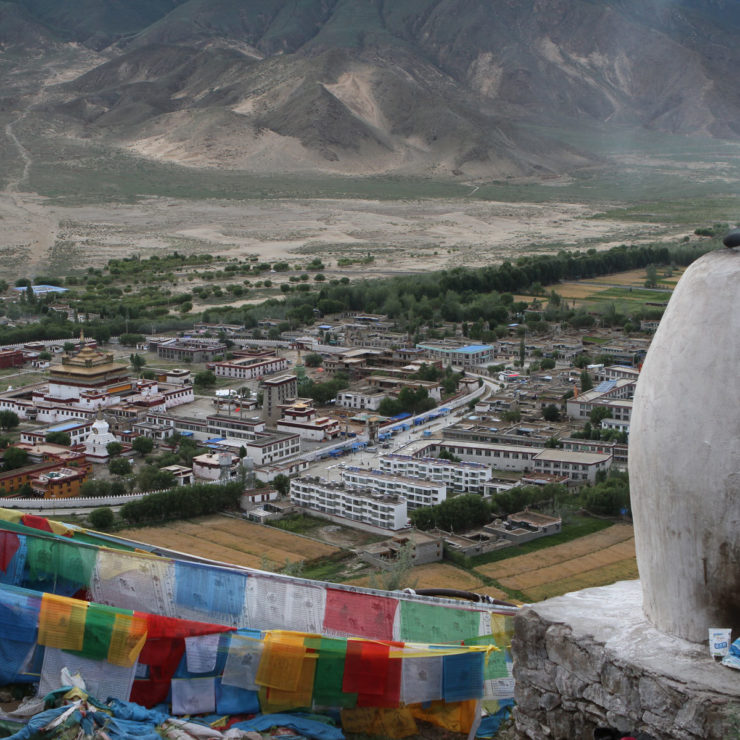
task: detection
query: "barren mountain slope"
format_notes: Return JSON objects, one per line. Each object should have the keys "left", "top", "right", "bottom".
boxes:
{"left": 3, "top": 0, "right": 740, "bottom": 177}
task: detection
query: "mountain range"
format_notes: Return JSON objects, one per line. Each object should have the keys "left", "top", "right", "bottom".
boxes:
{"left": 3, "top": 0, "right": 740, "bottom": 179}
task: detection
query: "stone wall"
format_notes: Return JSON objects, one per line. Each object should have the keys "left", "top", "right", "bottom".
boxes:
{"left": 511, "top": 581, "right": 740, "bottom": 740}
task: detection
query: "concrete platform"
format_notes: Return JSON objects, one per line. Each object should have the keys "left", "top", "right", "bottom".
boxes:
{"left": 511, "top": 580, "right": 740, "bottom": 739}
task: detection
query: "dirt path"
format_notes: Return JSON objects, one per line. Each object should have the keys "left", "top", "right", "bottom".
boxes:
{"left": 1, "top": 89, "right": 59, "bottom": 275}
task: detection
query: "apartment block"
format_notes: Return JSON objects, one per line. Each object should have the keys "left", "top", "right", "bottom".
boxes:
{"left": 290, "top": 475, "right": 408, "bottom": 530}
{"left": 378, "top": 454, "right": 492, "bottom": 493}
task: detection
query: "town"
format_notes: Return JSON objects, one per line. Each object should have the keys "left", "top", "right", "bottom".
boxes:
{"left": 0, "top": 263, "right": 660, "bottom": 577}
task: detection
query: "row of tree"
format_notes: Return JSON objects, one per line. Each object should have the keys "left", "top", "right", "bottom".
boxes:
{"left": 410, "top": 473, "right": 630, "bottom": 531}
{"left": 0, "top": 240, "right": 714, "bottom": 349}
{"left": 119, "top": 481, "right": 243, "bottom": 525}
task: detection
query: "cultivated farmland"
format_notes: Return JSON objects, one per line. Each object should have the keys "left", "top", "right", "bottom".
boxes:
{"left": 117, "top": 514, "right": 339, "bottom": 569}
{"left": 345, "top": 563, "right": 486, "bottom": 592}
{"left": 475, "top": 524, "right": 636, "bottom": 602}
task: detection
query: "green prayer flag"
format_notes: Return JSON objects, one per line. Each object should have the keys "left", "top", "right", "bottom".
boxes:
{"left": 463, "top": 635, "right": 509, "bottom": 680}
{"left": 26, "top": 538, "right": 97, "bottom": 588}
{"left": 81, "top": 603, "right": 117, "bottom": 661}
{"left": 71, "top": 603, "right": 131, "bottom": 662}
{"left": 305, "top": 637, "right": 356, "bottom": 708}
{"left": 400, "top": 601, "right": 480, "bottom": 644}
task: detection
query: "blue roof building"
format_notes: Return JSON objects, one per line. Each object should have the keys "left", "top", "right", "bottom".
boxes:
{"left": 14, "top": 285, "right": 68, "bottom": 295}
{"left": 415, "top": 341, "right": 494, "bottom": 367}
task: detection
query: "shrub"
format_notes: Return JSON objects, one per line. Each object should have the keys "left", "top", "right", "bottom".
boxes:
{"left": 89, "top": 507, "right": 115, "bottom": 531}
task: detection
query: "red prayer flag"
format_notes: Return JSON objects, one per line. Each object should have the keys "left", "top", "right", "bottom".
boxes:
{"left": 0, "top": 531, "right": 20, "bottom": 573}
{"left": 142, "top": 611, "right": 233, "bottom": 639}
{"left": 324, "top": 588, "right": 398, "bottom": 640}
{"left": 20, "top": 514, "right": 53, "bottom": 533}
{"left": 343, "top": 640, "right": 402, "bottom": 708}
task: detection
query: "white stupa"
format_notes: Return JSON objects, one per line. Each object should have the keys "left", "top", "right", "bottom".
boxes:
{"left": 83, "top": 412, "right": 119, "bottom": 462}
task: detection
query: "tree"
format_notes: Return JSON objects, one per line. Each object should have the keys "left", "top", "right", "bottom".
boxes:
{"left": 589, "top": 406, "right": 613, "bottom": 425}
{"left": 89, "top": 507, "right": 115, "bottom": 531}
{"left": 38, "top": 351, "right": 52, "bottom": 361}
{"left": 437, "top": 449, "right": 461, "bottom": 463}
{"left": 273, "top": 474, "right": 290, "bottom": 497}
{"left": 129, "top": 353, "right": 146, "bottom": 373}
{"left": 501, "top": 408, "right": 522, "bottom": 423}
{"left": 542, "top": 404, "right": 561, "bottom": 422}
{"left": 580, "top": 369, "right": 593, "bottom": 392}
{"left": 110, "top": 480, "right": 127, "bottom": 496}
{"left": 3, "top": 447, "right": 28, "bottom": 471}
{"left": 0, "top": 411, "right": 19, "bottom": 431}
{"left": 304, "top": 353, "right": 323, "bottom": 367}
{"left": 79, "top": 480, "right": 99, "bottom": 497}
{"left": 106, "top": 441, "right": 124, "bottom": 457}
{"left": 369, "top": 542, "right": 417, "bottom": 591}
{"left": 177, "top": 438, "right": 201, "bottom": 466}
{"left": 194, "top": 370, "right": 216, "bottom": 388}
{"left": 540, "top": 357, "right": 556, "bottom": 370}
{"left": 644, "top": 264, "right": 658, "bottom": 288}
{"left": 109, "top": 457, "right": 132, "bottom": 476}
{"left": 137, "top": 465, "right": 177, "bottom": 491}
{"left": 45, "top": 431, "right": 71, "bottom": 445}
{"left": 579, "top": 471, "right": 630, "bottom": 516}
{"left": 410, "top": 494, "right": 490, "bottom": 532}
{"left": 132, "top": 436, "right": 154, "bottom": 456}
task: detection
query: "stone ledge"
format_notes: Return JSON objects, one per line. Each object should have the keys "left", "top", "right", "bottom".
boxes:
{"left": 511, "top": 580, "right": 740, "bottom": 740}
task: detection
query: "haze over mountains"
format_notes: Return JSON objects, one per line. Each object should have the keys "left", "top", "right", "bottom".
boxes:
{"left": 4, "top": 0, "right": 740, "bottom": 179}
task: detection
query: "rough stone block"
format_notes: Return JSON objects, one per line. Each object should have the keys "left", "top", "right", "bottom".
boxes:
{"left": 674, "top": 697, "right": 707, "bottom": 737}
{"left": 638, "top": 676, "right": 681, "bottom": 718}
{"left": 512, "top": 582, "right": 740, "bottom": 740}
{"left": 554, "top": 665, "right": 589, "bottom": 698}
{"left": 538, "top": 691, "right": 561, "bottom": 711}
{"left": 604, "top": 710, "right": 635, "bottom": 734}
{"left": 511, "top": 608, "right": 548, "bottom": 670}
{"left": 546, "top": 626, "right": 601, "bottom": 683}
{"left": 513, "top": 665, "right": 557, "bottom": 694}
{"left": 512, "top": 707, "right": 551, "bottom": 738}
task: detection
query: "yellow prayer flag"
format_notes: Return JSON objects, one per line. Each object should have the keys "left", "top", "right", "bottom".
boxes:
{"left": 107, "top": 612, "right": 148, "bottom": 667}
{"left": 256, "top": 632, "right": 309, "bottom": 691}
{"left": 38, "top": 593, "right": 87, "bottom": 652}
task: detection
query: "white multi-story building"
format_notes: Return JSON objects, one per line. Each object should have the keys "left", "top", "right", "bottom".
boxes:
{"left": 601, "top": 417, "right": 631, "bottom": 436}
{"left": 378, "top": 454, "right": 492, "bottom": 493}
{"left": 290, "top": 475, "right": 408, "bottom": 530}
{"left": 340, "top": 467, "right": 446, "bottom": 510}
{"left": 21, "top": 420, "right": 93, "bottom": 446}
{"left": 591, "top": 365, "right": 640, "bottom": 383}
{"left": 276, "top": 401, "right": 341, "bottom": 441}
{"left": 192, "top": 452, "right": 240, "bottom": 481}
{"left": 211, "top": 355, "right": 288, "bottom": 380}
{"left": 566, "top": 379, "right": 636, "bottom": 420}
{"left": 244, "top": 432, "right": 300, "bottom": 466}
{"left": 417, "top": 441, "right": 539, "bottom": 472}
{"left": 531, "top": 449, "right": 612, "bottom": 484}
{"left": 336, "top": 388, "right": 386, "bottom": 411}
